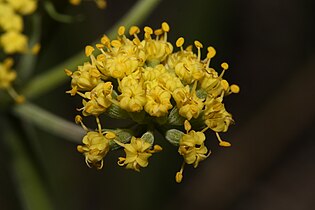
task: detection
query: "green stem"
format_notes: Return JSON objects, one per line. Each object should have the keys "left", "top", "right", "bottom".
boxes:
{"left": 44, "top": 0, "right": 83, "bottom": 23}
{"left": 3, "top": 121, "right": 53, "bottom": 210}
{"left": 13, "top": 102, "right": 84, "bottom": 143}
{"left": 17, "top": 12, "right": 42, "bottom": 81}
{"left": 22, "top": 0, "right": 161, "bottom": 99}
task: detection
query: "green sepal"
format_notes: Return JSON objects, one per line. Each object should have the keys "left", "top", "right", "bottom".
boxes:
{"left": 141, "top": 131, "right": 154, "bottom": 145}
{"left": 104, "top": 129, "right": 133, "bottom": 150}
{"left": 167, "top": 107, "right": 185, "bottom": 126}
{"left": 196, "top": 88, "right": 208, "bottom": 100}
{"left": 165, "top": 129, "right": 184, "bottom": 146}
{"left": 105, "top": 103, "right": 129, "bottom": 119}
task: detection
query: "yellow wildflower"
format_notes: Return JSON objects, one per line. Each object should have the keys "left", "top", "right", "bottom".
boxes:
{"left": 117, "top": 76, "right": 146, "bottom": 112}
{"left": 77, "top": 131, "right": 115, "bottom": 169}
{"left": 0, "top": 58, "right": 16, "bottom": 89}
{"left": 0, "top": 12, "right": 23, "bottom": 32}
{"left": 141, "top": 22, "right": 173, "bottom": 64}
{"left": 176, "top": 120, "right": 210, "bottom": 183}
{"left": 172, "top": 85, "right": 204, "bottom": 120}
{"left": 67, "top": 23, "right": 239, "bottom": 183}
{"left": 144, "top": 85, "right": 172, "bottom": 117}
{"left": 115, "top": 136, "right": 162, "bottom": 172}
{"left": 204, "top": 97, "right": 234, "bottom": 133}
{"left": 65, "top": 62, "right": 102, "bottom": 95}
{"left": 178, "top": 120, "right": 210, "bottom": 168}
{"left": 0, "top": 30, "right": 28, "bottom": 54}
{"left": 81, "top": 82, "right": 113, "bottom": 116}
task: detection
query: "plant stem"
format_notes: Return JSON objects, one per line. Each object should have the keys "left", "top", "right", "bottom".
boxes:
{"left": 17, "top": 12, "right": 41, "bottom": 82}
{"left": 22, "top": 0, "right": 161, "bottom": 99}
{"left": 3, "top": 121, "right": 53, "bottom": 210}
{"left": 13, "top": 102, "right": 85, "bottom": 143}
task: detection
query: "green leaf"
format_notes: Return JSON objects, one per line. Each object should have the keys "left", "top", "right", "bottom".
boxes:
{"left": 167, "top": 107, "right": 185, "bottom": 126}
{"left": 165, "top": 129, "right": 184, "bottom": 146}
{"left": 141, "top": 131, "right": 154, "bottom": 145}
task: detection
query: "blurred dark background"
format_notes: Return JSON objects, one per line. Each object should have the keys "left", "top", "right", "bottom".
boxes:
{"left": 1, "top": 0, "right": 315, "bottom": 209}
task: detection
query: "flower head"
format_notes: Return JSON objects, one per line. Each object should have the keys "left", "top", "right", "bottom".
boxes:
{"left": 67, "top": 22, "right": 239, "bottom": 183}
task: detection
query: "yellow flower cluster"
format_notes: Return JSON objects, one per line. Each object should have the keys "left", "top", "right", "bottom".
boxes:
{"left": 0, "top": 0, "right": 37, "bottom": 54}
{"left": 0, "top": 58, "right": 24, "bottom": 103}
{"left": 69, "top": 0, "right": 106, "bottom": 9}
{"left": 67, "top": 22, "right": 239, "bottom": 183}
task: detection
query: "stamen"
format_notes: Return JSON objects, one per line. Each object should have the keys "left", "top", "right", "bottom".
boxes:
{"left": 7, "top": 86, "right": 25, "bottom": 104}
{"left": 64, "top": 69, "right": 72, "bottom": 76}
{"left": 175, "top": 161, "right": 185, "bottom": 183}
{"left": 118, "top": 26, "right": 125, "bottom": 36}
{"left": 75, "top": 115, "right": 89, "bottom": 131}
{"left": 95, "top": 116, "right": 102, "bottom": 134}
{"left": 220, "top": 62, "right": 229, "bottom": 78}
{"left": 161, "top": 22, "right": 169, "bottom": 42}
{"left": 176, "top": 37, "right": 184, "bottom": 51}
{"left": 111, "top": 40, "right": 122, "bottom": 48}
{"left": 154, "top": 29, "right": 163, "bottom": 40}
{"left": 129, "top": 26, "right": 140, "bottom": 40}
{"left": 201, "top": 126, "right": 209, "bottom": 133}
{"left": 221, "top": 80, "right": 229, "bottom": 91}
{"left": 184, "top": 120, "right": 191, "bottom": 133}
{"left": 161, "top": 22, "right": 170, "bottom": 32}
{"left": 194, "top": 40, "right": 203, "bottom": 61}
{"left": 85, "top": 45, "right": 94, "bottom": 57}
{"left": 144, "top": 26, "right": 153, "bottom": 35}
{"left": 215, "top": 132, "right": 231, "bottom": 147}
{"left": 230, "top": 84, "right": 240, "bottom": 93}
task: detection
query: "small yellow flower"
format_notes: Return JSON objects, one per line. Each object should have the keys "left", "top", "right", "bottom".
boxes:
{"left": 204, "top": 97, "right": 233, "bottom": 133}
{"left": 144, "top": 85, "right": 172, "bottom": 117}
{"left": 172, "top": 85, "right": 204, "bottom": 120}
{"left": 178, "top": 121, "right": 210, "bottom": 168}
{"left": 66, "top": 62, "right": 102, "bottom": 95}
{"left": 77, "top": 131, "right": 115, "bottom": 169}
{"left": 0, "top": 58, "right": 16, "bottom": 89}
{"left": 117, "top": 76, "right": 146, "bottom": 112}
{"left": 0, "top": 30, "right": 28, "bottom": 54}
{"left": 115, "top": 136, "right": 162, "bottom": 172}
{"left": 167, "top": 50, "right": 204, "bottom": 85}
{"left": 0, "top": 13, "right": 23, "bottom": 32}
{"left": 81, "top": 82, "right": 113, "bottom": 116}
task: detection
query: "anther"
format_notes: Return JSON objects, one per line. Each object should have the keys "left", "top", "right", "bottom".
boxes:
{"left": 118, "top": 26, "right": 125, "bottom": 36}
{"left": 184, "top": 120, "right": 191, "bottom": 133}
{"left": 215, "top": 132, "right": 231, "bottom": 147}
{"left": 85, "top": 45, "right": 94, "bottom": 57}
{"left": 129, "top": 26, "right": 140, "bottom": 36}
{"left": 230, "top": 84, "right": 240, "bottom": 93}
{"left": 176, "top": 37, "right": 185, "bottom": 50}
{"left": 161, "top": 22, "right": 170, "bottom": 32}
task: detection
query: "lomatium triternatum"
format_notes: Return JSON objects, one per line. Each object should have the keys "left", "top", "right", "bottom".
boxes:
{"left": 66, "top": 22, "right": 240, "bottom": 183}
